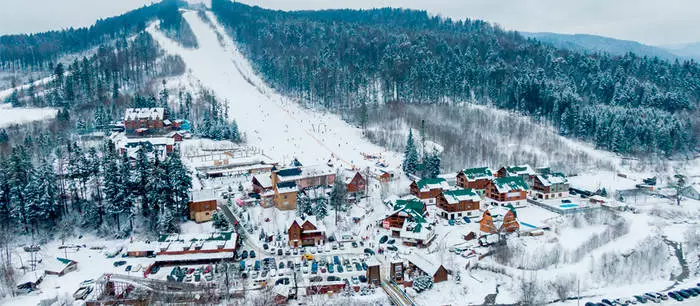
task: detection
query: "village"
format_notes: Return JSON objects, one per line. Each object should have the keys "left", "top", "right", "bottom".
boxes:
{"left": 8, "top": 102, "right": 700, "bottom": 306}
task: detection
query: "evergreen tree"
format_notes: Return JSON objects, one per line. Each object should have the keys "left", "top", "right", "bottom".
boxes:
{"left": 0, "top": 129, "right": 8, "bottom": 144}
{"left": 212, "top": 210, "right": 230, "bottom": 231}
{"left": 403, "top": 129, "right": 418, "bottom": 176}
{"left": 167, "top": 150, "right": 192, "bottom": 217}
{"left": 329, "top": 173, "right": 348, "bottom": 224}
{"left": 314, "top": 197, "right": 329, "bottom": 219}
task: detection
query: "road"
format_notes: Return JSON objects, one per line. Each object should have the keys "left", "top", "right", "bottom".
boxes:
{"left": 374, "top": 254, "right": 416, "bottom": 306}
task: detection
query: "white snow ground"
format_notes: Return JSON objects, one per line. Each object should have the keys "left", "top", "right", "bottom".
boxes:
{"left": 146, "top": 10, "right": 402, "bottom": 170}
{"left": 0, "top": 103, "right": 57, "bottom": 128}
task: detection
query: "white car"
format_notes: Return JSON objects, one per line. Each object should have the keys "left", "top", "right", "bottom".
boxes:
{"left": 133, "top": 264, "right": 142, "bottom": 272}
{"left": 302, "top": 266, "right": 309, "bottom": 274}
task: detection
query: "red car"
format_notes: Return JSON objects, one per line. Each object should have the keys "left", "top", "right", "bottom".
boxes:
{"left": 187, "top": 268, "right": 195, "bottom": 275}
{"left": 204, "top": 265, "right": 213, "bottom": 274}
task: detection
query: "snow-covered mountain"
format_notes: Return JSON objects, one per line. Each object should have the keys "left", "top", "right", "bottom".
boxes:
{"left": 523, "top": 32, "right": 681, "bottom": 61}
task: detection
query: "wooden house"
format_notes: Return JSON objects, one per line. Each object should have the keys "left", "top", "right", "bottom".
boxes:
{"left": 383, "top": 199, "right": 426, "bottom": 237}
{"left": 479, "top": 208, "right": 519, "bottom": 234}
{"left": 531, "top": 173, "right": 569, "bottom": 200}
{"left": 374, "top": 169, "right": 392, "bottom": 183}
{"left": 288, "top": 217, "right": 327, "bottom": 248}
{"left": 436, "top": 188, "right": 481, "bottom": 220}
{"left": 188, "top": 190, "right": 218, "bottom": 223}
{"left": 410, "top": 178, "right": 450, "bottom": 204}
{"left": 406, "top": 253, "right": 448, "bottom": 283}
{"left": 485, "top": 176, "right": 529, "bottom": 207}
{"left": 271, "top": 165, "right": 336, "bottom": 190}
{"left": 45, "top": 258, "right": 78, "bottom": 276}
{"left": 252, "top": 175, "right": 273, "bottom": 194}
{"left": 345, "top": 171, "right": 367, "bottom": 195}
{"left": 495, "top": 165, "right": 535, "bottom": 186}
{"left": 456, "top": 167, "right": 493, "bottom": 194}
{"left": 124, "top": 108, "right": 167, "bottom": 134}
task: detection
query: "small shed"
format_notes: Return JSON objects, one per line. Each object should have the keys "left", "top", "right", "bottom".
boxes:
{"left": 45, "top": 258, "right": 77, "bottom": 276}
{"left": 406, "top": 253, "right": 448, "bottom": 283}
{"left": 126, "top": 241, "right": 157, "bottom": 257}
{"left": 366, "top": 259, "right": 381, "bottom": 286}
{"left": 16, "top": 270, "right": 44, "bottom": 291}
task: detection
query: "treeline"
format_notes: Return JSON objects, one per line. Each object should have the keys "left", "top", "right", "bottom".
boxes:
{"left": 212, "top": 1, "right": 698, "bottom": 156}
{"left": 158, "top": 0, "right": 198, "bottom": 48}
{"left": 0, "top": 138, "right": 191, "bottom": 237}
{"left": 0, "top": 0, "right": 186, "bottom": 70}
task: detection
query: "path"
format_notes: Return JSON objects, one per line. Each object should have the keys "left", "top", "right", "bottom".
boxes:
{"left": 146, "top": 10, "right": 401, "bottom": 169}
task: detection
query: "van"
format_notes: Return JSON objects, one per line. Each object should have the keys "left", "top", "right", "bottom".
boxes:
{"left": 254, "top": 260, "right": 261, "bottom": 271}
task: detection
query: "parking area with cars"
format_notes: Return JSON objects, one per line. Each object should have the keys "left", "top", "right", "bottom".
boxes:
{"left": 585, "top": 283, "right": 700, "bottom": 306}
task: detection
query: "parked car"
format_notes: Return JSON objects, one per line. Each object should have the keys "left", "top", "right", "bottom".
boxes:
{"left": 150, "top": 266, "right": 160, "bottom": 274}
{"left": 277, "top": 249, "right": 283, "bottom": 256}
{"left": 359, "top": 275, "right": 367, "bottom": 283}
{"left": 113, "top": 261, "right": 127, "bottom": 267}
{"left": 379, "top": 235, "right": 388, "bottom": 244}
{"left": 633, "top": 295, "right": 647, "bottom": 303}
{"left": 241, "top": 250, "right": 249, "bottom": 259}
{"left": 463, "top": 216, "right": 471, "bottom": 223}
{"left": 600, "top": 300, "right": 614, "bottom": 306}
{"left": 387, "top": 245, "right": 398, "bottom": 252}
{"left": 351, "top": 241, "right": 358, "bottom": 248}
{"left": 448, "top": 219, "right": 455, "bottom": 226}
{"left": 364, "top": 248, "right": 374, "bottom": 255}
{"left": 328, "top": 264, "right": 334, "bottom": 273}
{"left": 125, "top": 265, "right": 132, "bottom": 272}
{"left": 250, "top": 250, "right": 256, "bottom": 258}
{"left": 337, "top": 264, "right": 344, "bottom": 273}
{"left": 352, "top": 276, "right": 360, "bottom": 285}
{"left": 133, "top": 264, "right": 142, "bottom": 272}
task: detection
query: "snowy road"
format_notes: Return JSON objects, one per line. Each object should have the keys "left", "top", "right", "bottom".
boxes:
{"left": 147, "top": 10, "right": 401, "bottom": 170}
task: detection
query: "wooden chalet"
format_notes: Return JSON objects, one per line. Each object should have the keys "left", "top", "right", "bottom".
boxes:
{"left": 531, "top": 173, "right": 569, "bottom": 200}
{"left": 410, "top": 178, "right": 450, "bottom": 204}
{"left": 124, "top": 108, "right": 167, "bottom": 134}
{"left": 383, "top": 199, "right": 426, "bottom": 237}
{"left": 252, "top": 175, "right": 273, "bottom": 194}
{"left": 274, "top": 181, "right": 298, "bottom": 211}
{"left": 288, "top": 217, "right": 327, "bottom": 248}
{"left": 485, "top": 176, "right": 529, "bottom": 207}
{"left": 456, "top": 167, "right": 493, "bottom": 193}
{"left": 479, "top": 208, "right": 519, "bottom": 234}
{"left": 436, "top": 188, "right": 481, "bottom": 220}
{"left": 188, "top": 190, "right": 218, "bottom": 223}
{"left": 495, "top": 165, "right": 535, "bottom": 186}
{"left": 271, "top": 164, "right": 336, "bottom": 191}
{"left": 45, "top": 258, "right": 78, "bottom": 276}
{"left": 406, "top": 253, "right": 448, "bottom": 283}
{"left": 374, "top": 169, "right": 392, "bottom": 183}
{"left": 345, "top": 171, "right": 367, "bottom": 195}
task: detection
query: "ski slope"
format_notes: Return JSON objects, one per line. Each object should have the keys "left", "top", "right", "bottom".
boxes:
{"left": 147, "top": 10, "right": 401, "bottom": 170}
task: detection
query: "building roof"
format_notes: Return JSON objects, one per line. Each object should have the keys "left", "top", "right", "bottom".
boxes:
{"left": 275, "top": 164, "right": 335, "bottom": 182}
{"left": 442, "top": 188, "right": 481, "bottom": 204}
{"left": 461, "top": 167, "right": 493, "bottom": 180}
{"left": 415, "top": 178, "right": 449, "bottom": 191}
{"left": 400, "top": 221, "right": 434, "bottom": 241}
{"left": 289, "top": 216, "right": 326, "bottom": 233}
{"left": 45, "top": 257, "right": 76, "bottom": 273}
{"left": 276, "top": 181, "right": 298, "bottom": 194}
{"left": 125, "top": 108, "right": 165, "bottom": 121}
{"left": 18, "top": 270, "right": 44, "bottom": 284}
{"left": 535, "top": 173, "right": 568, "bottom": 187}
{"left": 492, "top": 176, "right": 529, "bottom": 193}
{"left": 504, "top": 164, "right": 535, "bottom": 176}
{"left": 390, "top": 199, "right": 427, "bottom": 223}
{"left": 253, "top": 175, "right": 273, "bottom": 188}
{"left": 190, "top": 189, "right": 218, "bottom": 203}
{"left": 406, "top": 253, "right": 443, "bottom": 276}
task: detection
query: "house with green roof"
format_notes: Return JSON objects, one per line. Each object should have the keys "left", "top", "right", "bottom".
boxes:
{"left": 496, "top": 164, "right": 536, "bottom": 186}
{"left": 383, "top": 199, "right": 427, "bottom": 237}
{"left": 485, "top": 176, "right": 529, "bottom": 208}
{"left": 410, "top": 177, "right": 450, "bottom": 204}
{"left": 437, "top": 188, "right": 482, "bottom": 219}
{"left": 456, "top": 167, "right": 494, "bottom": 194}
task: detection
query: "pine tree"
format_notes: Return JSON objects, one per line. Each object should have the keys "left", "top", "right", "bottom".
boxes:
{"left": 329, "top": 173, "right": 348, "bottom": 224}
{"left": 167, "top": 150, "right": 192, "bottom": 217}
{"left": 403, "top": 129, "right": 418, "bottom": 176}
{"left": 314, "top": 197, "right": 328, "bottom": 219}
{"left": 0, "top": 129, "right": 8, "bottom": 144}
{"left": 212, "top": 210, "right": 230, "bottom": 231}
{"left": 358, "top": 99, "right": 368, "bottom": 129}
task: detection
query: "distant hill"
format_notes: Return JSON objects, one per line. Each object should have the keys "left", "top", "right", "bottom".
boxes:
{"left": 523, "top": 32, "right": 681, "bottom": 62}
{"left": 662, "top": 42, "right": 700, "bottom": 61}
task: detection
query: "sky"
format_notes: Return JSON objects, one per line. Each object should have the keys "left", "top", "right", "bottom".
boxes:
{"left": 0, "top": 0, "right": 698, "bottom": 46}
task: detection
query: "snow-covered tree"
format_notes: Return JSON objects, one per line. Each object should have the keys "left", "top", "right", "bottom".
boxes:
{"left": 403, "top": 129, "right": 418, "bottom": 176}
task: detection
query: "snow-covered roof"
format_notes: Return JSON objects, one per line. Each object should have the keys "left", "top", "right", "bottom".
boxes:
{"left": 406, "top": 253, "right": 443, "bottom": 276}
{"left": 400, "top": 221, "right": 434, "bottom": 241}
{"left": 253, "top": 175, "right": 273, "bottom": 188}
{"left": 441, "top": 188, "right": 481, "bottom": 204}
{"left": 18, "top": 270, "right": 44, "bottom": 285}
{"left": 535, "top": 173, "right": 568, "bottom": 186}
{"left": 389, "top": 199, "right": 426, "bottom": 223}
{"left": 125, "top": 108, "right": 165, "bottom": 121}
{"left": 492, "top": 176, "right": 529, "bottom": 193}
{"left": 276, "top": 182, "right": 298, "bottom": 194}
{"left": 589, "top": 195, "right": 607, "bottom": 202}
{"left": 504, "top": 164, "right": 535, "bottom": 176}
{"left": 414, "top": 178, "right": 449, "bottom": 192}
{"left": 289, "top": 216, "right": 326, "bottom": 232}
{"left": 45, "top": 257, "right": 76, "bottom": 273}
{"left": 126, "top": 241, "right": 157, "bottom": 253}
{"left": 275, "top": 164, "right": 335, "bottom": 182}
{"left": 155, "top": 251, "right": 234, "bottom": 263}
{"left": 190, "top": 189, "right": 218, "bottom": 202}
{"left": 460, "top": 167, "right": 493, "bottom": 180}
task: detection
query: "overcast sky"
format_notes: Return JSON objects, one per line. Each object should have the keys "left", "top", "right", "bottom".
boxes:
{"left": 0, "top": 0, "right": 697, "bottom": 46}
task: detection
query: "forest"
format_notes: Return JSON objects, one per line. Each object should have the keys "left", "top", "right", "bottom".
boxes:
{"left": 0, "top": 0, "right": 186, "bottom": 70}
{"left": 212, "top": 0, "right": 698, "bottom": 156}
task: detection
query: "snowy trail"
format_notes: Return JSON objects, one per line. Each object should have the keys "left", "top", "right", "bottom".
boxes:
{"left": 147, "top": 11, "right": 401, "bottom": 170}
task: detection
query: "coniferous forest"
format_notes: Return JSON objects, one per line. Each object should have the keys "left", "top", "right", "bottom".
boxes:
{"left": 212, "top": 1, "right": 698, "bottom": 156}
